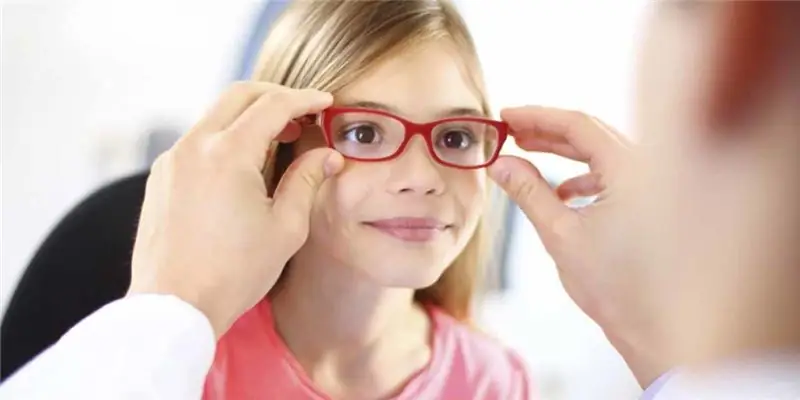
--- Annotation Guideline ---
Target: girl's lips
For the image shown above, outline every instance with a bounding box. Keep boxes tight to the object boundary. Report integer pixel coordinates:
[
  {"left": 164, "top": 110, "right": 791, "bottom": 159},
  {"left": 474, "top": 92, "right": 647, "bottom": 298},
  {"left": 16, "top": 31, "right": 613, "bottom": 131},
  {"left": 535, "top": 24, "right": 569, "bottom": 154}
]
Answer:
[{"left": 363, "top": 217, "right": 449, "bottom": 243}]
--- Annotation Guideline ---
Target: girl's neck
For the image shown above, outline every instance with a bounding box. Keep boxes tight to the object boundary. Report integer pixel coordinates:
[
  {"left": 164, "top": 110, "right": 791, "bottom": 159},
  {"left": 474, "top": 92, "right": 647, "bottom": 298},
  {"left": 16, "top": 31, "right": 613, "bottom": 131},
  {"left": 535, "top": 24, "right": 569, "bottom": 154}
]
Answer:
[
  {"left": 268, "top": 249, "right": 433, "bottom": 397},
  {"left": 270, "top": 267, "right": 421, "bottom": 351}
]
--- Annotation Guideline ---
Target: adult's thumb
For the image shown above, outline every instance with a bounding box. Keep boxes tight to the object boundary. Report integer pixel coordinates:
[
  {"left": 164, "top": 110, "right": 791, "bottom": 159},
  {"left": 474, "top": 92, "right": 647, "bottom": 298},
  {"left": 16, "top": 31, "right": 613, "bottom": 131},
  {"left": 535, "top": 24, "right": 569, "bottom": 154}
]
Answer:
[
  {"left": 487, "top": 155, "right": 566, "bottom": 230},
  {"left": 272, "top": 148, "right": 344, "bottom": 227}
]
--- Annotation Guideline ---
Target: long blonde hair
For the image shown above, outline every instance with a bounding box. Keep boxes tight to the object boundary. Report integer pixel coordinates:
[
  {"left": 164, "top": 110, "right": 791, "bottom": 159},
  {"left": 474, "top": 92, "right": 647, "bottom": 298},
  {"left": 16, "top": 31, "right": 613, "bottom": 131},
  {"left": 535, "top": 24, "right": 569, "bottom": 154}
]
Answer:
[{"left": 255, "top": 0, "right": 496, "bottom": 322}]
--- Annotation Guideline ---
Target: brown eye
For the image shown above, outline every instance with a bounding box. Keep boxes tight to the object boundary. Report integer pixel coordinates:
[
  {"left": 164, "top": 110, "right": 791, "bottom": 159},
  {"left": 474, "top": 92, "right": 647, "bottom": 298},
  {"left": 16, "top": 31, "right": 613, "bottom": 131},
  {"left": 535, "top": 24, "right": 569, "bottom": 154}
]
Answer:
[
  {"left": 341, "top": 124, "right": 382, "bottom": 144},
  {"left": 438, "top": 129, "right": 475, "bottom": 150}
]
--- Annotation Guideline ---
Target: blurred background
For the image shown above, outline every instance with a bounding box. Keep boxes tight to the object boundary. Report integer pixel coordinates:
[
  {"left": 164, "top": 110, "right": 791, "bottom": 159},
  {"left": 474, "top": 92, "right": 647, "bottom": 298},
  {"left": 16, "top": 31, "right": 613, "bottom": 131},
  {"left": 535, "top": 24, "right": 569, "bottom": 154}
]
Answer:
[{"left": 2, "top": 1, "right": 651, "bottom": 398}]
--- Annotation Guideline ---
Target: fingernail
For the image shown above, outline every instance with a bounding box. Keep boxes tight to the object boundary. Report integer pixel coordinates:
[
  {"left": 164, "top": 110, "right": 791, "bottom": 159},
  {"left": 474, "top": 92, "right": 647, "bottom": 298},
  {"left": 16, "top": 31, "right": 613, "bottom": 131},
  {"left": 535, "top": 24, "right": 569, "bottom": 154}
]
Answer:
[{"left": 323, "top": 152, "right": 344, "bottom": 177}]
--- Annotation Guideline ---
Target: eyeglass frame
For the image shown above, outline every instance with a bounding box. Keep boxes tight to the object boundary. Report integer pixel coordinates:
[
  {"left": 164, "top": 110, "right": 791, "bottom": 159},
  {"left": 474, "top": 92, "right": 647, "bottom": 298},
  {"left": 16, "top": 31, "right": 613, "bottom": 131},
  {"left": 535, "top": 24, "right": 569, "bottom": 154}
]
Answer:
[{"left": 296, "top": 107, "right": 509, "bottom": 170}]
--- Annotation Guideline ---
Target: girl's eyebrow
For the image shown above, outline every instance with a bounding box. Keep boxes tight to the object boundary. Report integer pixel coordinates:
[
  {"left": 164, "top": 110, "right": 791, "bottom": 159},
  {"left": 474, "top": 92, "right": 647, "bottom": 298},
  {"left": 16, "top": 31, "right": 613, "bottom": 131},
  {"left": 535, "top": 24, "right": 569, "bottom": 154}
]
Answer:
[{"left": 339, "top": 100, "right": 485, "bottom": 119}]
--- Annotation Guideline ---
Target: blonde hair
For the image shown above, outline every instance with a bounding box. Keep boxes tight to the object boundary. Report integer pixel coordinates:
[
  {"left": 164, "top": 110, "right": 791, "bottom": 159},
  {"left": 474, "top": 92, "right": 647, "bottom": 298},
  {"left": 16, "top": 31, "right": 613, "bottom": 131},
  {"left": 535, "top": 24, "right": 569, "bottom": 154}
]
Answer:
[{"left": 255, "top": 0, "right": 495, "bottom": 322}]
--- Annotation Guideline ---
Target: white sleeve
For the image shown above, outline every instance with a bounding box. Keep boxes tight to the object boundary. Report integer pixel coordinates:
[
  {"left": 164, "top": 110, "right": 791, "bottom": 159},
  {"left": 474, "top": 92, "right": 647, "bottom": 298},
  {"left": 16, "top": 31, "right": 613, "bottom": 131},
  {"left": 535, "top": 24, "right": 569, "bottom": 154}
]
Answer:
[
  {"left": 0, "top": 294, "right": 216, "bottom": 400},
  {"left": 653, "top": 355, "right": 800, "bottom": 400}
]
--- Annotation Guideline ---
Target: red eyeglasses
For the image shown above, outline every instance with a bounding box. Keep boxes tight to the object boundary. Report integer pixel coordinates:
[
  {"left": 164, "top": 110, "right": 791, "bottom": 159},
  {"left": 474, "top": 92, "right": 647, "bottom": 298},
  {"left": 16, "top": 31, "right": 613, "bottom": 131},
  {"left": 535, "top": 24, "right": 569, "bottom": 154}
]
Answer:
[{"left": 297, "top": 107, "right": 509, "bottom": 169}]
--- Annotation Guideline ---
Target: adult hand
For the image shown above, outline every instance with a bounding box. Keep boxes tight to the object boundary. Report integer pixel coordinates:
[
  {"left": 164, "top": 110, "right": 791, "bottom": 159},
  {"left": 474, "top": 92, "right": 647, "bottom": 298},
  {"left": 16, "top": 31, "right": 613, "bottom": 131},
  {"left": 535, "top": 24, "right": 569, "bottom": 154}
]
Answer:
[
  {"left": 127, "top": 82, "right": 344, "bottom": 338},
  {"left": 487, "top": 106, "right": 666, "bottom": 388}
]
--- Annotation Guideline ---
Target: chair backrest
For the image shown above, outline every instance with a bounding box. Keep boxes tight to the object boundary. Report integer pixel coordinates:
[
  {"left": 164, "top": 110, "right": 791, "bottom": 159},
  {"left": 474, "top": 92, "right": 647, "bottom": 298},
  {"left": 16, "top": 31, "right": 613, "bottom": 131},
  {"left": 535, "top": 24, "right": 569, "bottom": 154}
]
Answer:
[{"left": 0, "top": 172, "right": 149, "bottom": 381}]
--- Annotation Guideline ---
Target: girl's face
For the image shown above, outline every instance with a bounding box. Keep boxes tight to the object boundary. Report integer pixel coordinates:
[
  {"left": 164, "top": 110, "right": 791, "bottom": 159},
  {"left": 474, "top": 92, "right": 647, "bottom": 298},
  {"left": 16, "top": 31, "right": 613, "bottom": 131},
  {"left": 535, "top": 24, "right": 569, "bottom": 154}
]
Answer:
[{"left": 293, "top": 40, "right": 487, "bottom": 288}]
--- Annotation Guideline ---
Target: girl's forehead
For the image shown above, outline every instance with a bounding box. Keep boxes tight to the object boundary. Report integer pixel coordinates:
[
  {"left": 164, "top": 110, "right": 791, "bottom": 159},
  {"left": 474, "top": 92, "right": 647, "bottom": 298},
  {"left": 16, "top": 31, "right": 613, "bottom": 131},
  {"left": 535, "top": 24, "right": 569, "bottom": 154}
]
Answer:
[{"left": 332, "top": 41, "right": 485, "bottom": 122}]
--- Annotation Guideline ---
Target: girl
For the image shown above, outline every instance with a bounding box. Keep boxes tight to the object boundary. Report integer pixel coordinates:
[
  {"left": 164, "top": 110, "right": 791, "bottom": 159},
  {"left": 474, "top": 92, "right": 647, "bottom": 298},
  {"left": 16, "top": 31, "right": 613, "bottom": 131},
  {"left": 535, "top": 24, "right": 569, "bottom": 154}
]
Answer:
[{"left": 203, "top": 1, "right": 532, "bottom": 399}]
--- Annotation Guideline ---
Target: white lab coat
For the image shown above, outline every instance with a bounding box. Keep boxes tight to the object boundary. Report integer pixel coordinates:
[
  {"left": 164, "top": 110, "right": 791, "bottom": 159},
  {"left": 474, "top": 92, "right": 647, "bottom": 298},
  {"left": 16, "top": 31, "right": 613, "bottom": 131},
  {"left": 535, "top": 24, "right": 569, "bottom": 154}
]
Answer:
[
  {"left": 0, "top": 295, "right": 215, "bottom": 400},
  {"left": 0, "top": 294, "right": 798, "bottom": 400},
  {"left": 655, "top": 356, "right": 800, "bottom": 400}
]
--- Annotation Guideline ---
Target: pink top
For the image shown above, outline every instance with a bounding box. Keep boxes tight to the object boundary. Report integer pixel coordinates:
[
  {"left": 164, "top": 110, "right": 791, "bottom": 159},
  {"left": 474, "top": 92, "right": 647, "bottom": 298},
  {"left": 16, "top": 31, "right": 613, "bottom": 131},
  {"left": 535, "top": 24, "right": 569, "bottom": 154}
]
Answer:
[{"left": 203, "top": 298, "right": 533, "bottom": 400}]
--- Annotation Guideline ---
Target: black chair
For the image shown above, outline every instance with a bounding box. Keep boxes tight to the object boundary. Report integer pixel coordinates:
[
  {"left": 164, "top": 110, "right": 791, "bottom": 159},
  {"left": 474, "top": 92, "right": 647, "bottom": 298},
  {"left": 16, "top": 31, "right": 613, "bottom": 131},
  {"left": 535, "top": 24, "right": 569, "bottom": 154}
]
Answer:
[{"left": 0, "top": 172, "right": 150, "bottom": 381}]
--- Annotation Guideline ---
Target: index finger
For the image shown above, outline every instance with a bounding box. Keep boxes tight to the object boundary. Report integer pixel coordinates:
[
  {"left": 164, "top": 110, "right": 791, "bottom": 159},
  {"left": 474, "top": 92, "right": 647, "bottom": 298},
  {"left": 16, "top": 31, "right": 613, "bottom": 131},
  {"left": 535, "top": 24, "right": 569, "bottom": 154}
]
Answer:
[
  {"left": 501, "top": 106, "right": 630, "bottom": 170},
  {"left": 190, "top": 81, "right": 289, "bottom": 136},
  {"left": 223, "top": 89, "right": 333, "bottom": 168}
]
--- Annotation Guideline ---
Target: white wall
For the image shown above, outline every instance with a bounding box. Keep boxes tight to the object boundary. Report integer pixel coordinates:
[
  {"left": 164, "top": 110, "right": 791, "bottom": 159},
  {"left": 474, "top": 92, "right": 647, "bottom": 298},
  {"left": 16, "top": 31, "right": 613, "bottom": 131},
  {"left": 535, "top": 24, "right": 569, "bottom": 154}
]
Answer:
[
  {"left": 1, "top": 1, "right": 258, "bottom": 311},
  {"left": 2, "top": 2, "right": 651, "bottom": 399}
]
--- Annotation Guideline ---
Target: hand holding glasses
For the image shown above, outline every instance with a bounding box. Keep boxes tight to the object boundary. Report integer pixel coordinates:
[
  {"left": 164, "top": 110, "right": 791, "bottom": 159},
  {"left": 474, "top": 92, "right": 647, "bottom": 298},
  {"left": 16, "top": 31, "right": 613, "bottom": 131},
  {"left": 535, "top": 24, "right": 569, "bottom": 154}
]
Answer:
[{"left": 296, "top": 107, "right": 509, "bottom": 169}]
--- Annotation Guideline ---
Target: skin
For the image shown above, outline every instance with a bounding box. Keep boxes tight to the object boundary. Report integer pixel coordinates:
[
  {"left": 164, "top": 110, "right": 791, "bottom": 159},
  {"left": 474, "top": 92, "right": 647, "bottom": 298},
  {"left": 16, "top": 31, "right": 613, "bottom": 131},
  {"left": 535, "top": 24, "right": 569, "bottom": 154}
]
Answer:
[
  {"left": 270, "top": 39, "right": 488, "bottom": 399},
  {"left": 129, "top": 82, "right": 344, "bottom": 339}
]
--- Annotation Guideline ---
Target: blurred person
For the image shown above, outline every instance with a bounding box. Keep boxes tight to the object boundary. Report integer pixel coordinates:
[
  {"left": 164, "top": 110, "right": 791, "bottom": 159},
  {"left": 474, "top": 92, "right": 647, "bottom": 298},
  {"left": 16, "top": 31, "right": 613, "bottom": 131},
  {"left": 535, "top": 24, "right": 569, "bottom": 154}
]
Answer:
[{"left": 638, "top": 1, "right": 800, "bottom": 397}]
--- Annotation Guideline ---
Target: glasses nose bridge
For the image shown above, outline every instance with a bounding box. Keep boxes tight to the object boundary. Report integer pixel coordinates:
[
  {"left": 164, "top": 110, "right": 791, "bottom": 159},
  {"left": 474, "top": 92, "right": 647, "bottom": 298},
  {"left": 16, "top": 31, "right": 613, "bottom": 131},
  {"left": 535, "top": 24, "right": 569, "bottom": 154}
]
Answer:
[
  {"left": 400, "top": 120, "right": 436, "bottom": 149},
  {"left": 392, "top": 120, "right": 435, "bottom": 162},
  {"left": 404, "top": 119, "right": 434, "bottom": 136}
]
